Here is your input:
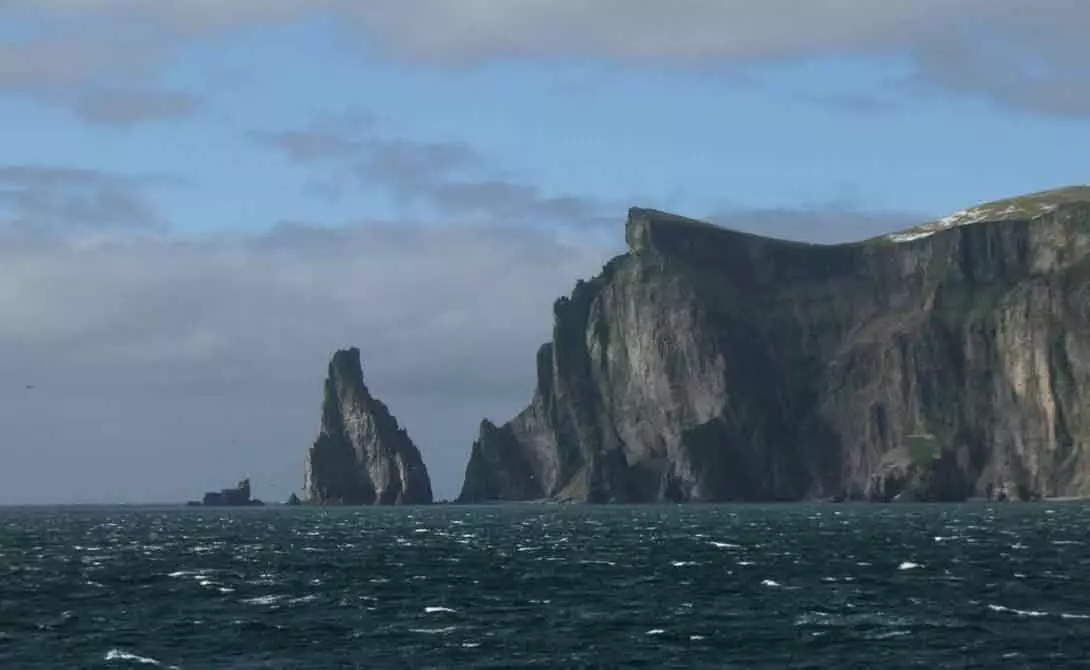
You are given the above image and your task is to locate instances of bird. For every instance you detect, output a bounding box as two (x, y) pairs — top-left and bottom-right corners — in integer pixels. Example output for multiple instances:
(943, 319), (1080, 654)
(24, 384), (33, 390)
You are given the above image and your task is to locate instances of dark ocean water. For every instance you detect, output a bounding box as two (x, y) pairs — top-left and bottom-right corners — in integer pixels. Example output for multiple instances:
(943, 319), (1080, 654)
(2, 504), (1090, 669)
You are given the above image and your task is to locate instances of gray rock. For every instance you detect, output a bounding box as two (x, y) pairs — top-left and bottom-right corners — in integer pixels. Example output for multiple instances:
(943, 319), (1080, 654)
(459, 186), (1090, 503)
(304, 347), (433, 505)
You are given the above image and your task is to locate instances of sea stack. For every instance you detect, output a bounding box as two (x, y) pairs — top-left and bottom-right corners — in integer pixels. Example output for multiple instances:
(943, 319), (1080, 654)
(304, 347), (433, 505)
(459, 186), (1090, 504)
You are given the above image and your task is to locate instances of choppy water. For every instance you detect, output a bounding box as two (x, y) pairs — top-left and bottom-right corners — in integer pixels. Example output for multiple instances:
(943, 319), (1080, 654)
(2, 503), (1090, 668)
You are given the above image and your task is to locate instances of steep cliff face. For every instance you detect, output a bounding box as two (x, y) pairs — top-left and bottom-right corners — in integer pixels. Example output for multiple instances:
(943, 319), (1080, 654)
(304, 348), (433, 505)
(458, 186), (1090, 503)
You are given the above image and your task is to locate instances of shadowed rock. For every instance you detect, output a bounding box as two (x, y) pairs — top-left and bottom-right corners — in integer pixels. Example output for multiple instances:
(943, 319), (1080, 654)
(459, 186), (1090, 503)
(304, 347), (433, 505)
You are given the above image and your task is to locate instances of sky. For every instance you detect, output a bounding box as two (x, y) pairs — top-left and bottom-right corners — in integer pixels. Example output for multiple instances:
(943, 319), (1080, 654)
(1, 1), (1089, 504)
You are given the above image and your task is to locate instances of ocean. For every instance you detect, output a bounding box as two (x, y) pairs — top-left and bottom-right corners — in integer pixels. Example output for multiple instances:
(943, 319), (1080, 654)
(2, 503), (1089, 668)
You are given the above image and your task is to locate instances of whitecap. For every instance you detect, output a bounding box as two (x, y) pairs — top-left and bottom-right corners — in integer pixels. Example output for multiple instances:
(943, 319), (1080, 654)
(104, 649), (178, 668)
(709, 541), (739, 549)
(461, 642), (481, 648)
(868, 630), (911, 640)
(898, 561), (921, 570)
(242, 595), (284, 606)
(409, 626), (458, 635)
(645, 628), (665, 635)
(689, 634), (705, 641)
(670, 561), (699, 567)
(761, 579), (781, 587)
(988, 604), (1047, 617)
(425, 606), (456, 614)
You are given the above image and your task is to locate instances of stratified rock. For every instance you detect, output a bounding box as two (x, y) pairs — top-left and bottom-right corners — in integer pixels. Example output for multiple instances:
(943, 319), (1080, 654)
(304, 347), (433, 505)
(458, 186), (1090, 503)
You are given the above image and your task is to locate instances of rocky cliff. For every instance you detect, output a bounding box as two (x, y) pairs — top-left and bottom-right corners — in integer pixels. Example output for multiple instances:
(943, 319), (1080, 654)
(304, 347), (433, 504)
(458, 186), (1090, 503)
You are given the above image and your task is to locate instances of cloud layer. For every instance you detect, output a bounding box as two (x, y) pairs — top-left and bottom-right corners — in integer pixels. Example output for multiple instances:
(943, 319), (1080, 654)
(0, 214), (614, 504)
(7, 0), (1090, 116)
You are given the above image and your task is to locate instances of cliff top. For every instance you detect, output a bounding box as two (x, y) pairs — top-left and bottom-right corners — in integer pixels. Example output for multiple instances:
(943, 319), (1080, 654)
(625, 206), (818, 254)
(886, 185), (1090, 243)
(626, 185), (1090, 252)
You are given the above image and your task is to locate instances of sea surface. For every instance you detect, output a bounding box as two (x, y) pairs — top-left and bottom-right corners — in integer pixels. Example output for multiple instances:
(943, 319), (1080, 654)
(2, 503), (1090, 669)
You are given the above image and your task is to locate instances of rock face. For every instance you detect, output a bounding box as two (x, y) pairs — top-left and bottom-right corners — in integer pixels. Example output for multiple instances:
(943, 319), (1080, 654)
(304, 347), (433, 505)
(458, 186), (1090, 503)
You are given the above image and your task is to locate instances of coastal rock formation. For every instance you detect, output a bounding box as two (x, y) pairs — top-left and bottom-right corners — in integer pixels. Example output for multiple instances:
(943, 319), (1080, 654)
(304, 347), (433, 505)
(459, 186), (1090, 503)
(188, 478), (263, 506)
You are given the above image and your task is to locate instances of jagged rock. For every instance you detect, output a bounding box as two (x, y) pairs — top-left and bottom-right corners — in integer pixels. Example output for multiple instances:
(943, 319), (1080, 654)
(304, 347), (433, 505)
(458, 186), (1090, 503)
(286, 493), (301, 506)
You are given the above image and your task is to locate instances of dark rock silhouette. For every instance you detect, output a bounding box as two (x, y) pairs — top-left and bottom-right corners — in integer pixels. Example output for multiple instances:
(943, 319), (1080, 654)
(304, 347), (433, 505)
(188, 478), (263, 506)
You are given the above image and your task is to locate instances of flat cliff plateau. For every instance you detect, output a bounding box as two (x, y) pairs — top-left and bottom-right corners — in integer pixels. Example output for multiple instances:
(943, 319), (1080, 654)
(458, 186), (1090, 503)
(304, 347), (433, 505)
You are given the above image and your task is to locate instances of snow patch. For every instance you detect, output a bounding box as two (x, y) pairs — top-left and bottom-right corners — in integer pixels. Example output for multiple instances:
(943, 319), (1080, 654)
(887, 201), (1060, 243)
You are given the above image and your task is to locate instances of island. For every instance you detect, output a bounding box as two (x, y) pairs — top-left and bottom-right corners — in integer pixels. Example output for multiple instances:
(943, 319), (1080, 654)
(186, 478), (264, 507)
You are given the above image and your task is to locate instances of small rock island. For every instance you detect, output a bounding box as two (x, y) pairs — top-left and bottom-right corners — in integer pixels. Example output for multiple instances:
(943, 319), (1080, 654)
(187, 478), (264, 507)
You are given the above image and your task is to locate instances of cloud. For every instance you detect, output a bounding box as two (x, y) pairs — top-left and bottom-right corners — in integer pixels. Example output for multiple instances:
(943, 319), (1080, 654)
(71, 88), (202, 126)
(10, 0), (1090, 116)
(0, 215), (616, 504)
(253, 121), (614, 228)
(0, 12), (201, 124)
(0, 166), (168, 232)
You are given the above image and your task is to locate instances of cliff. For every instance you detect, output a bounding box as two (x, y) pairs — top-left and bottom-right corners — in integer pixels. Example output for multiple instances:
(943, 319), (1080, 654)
(304, 347), (433, 505)
(458, 186), (1090, 503)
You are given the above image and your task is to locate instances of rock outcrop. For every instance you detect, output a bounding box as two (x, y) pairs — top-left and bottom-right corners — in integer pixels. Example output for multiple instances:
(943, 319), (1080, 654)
(459, 186), (1090, 503)
(187, 478), (263, 506)
(304, 347), (433, 505)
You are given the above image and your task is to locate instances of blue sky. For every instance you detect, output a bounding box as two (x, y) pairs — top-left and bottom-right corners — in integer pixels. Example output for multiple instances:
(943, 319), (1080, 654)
(1, 1), (1089, 503)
